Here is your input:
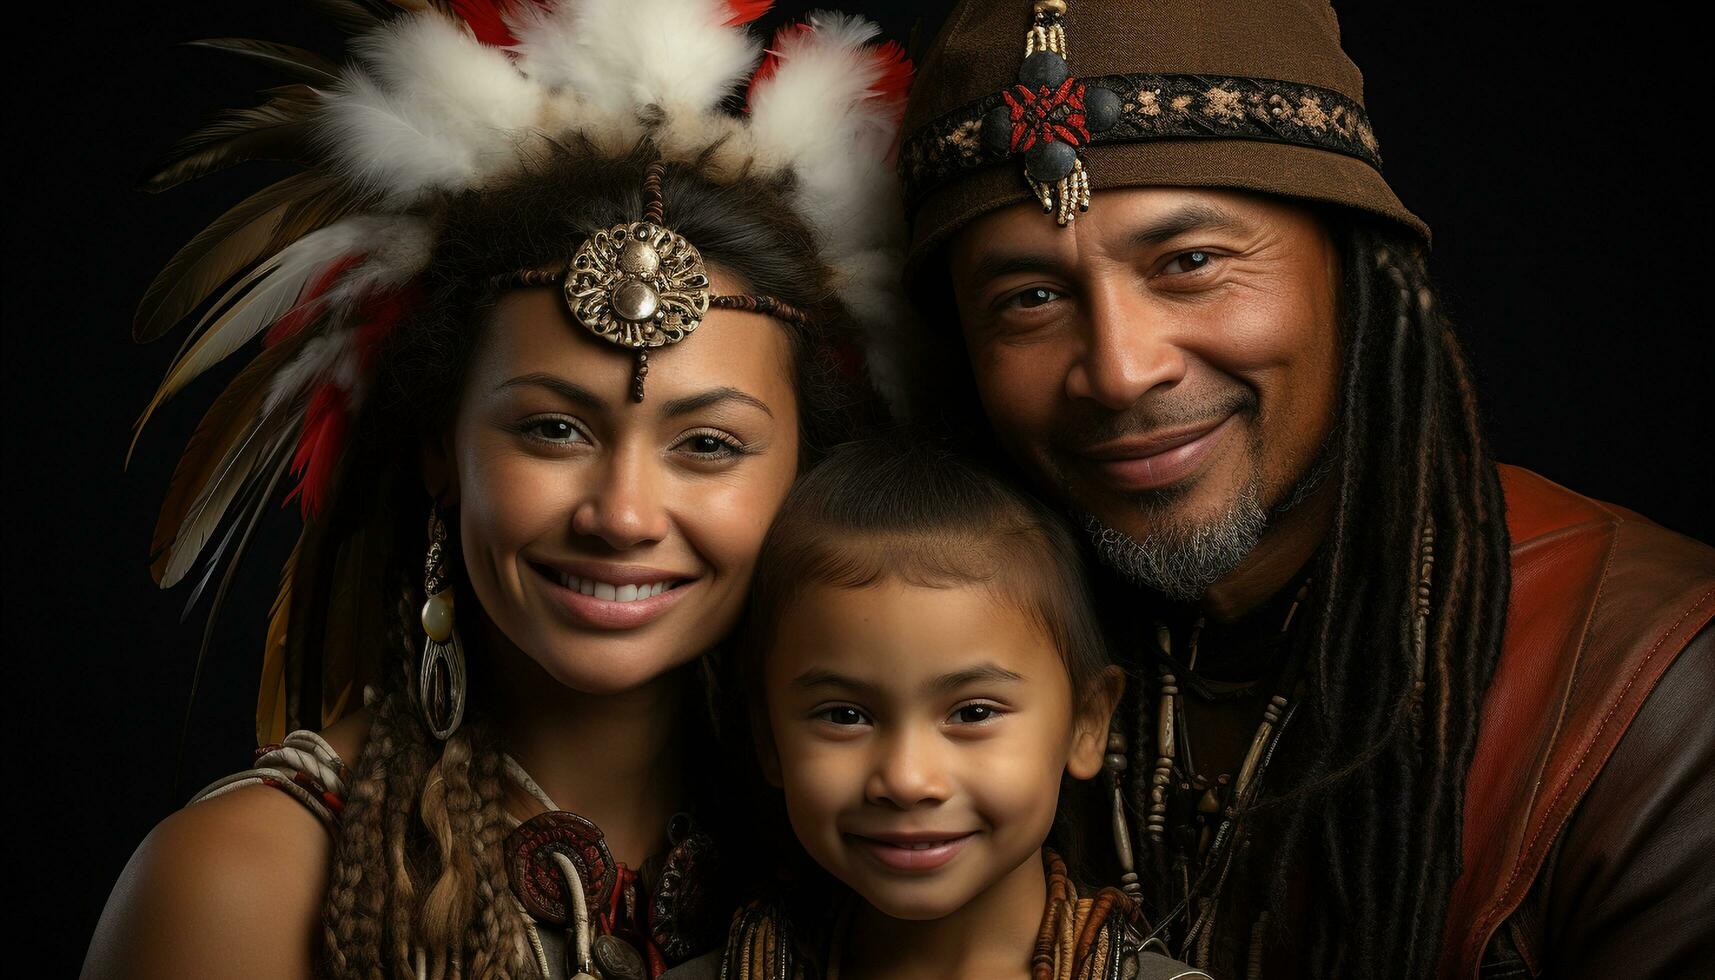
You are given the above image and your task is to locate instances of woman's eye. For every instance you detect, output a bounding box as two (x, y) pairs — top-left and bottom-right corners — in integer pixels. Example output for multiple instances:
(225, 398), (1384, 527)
(1161, 250), (1214, 275)
(952, 704), (1000, 724)
(818, 706), (868, 727)
(1005, 286), (1062, 311)
(523, 417), (584, 444)
(676, 430), (746, 459)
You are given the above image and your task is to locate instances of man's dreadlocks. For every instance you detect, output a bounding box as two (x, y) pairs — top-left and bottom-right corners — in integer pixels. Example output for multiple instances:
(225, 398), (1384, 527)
(1121, 216), (1511, 979)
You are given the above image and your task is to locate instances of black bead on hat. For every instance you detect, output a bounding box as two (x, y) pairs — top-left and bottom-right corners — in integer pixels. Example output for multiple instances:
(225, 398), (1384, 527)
(977, 0), (1119, 224)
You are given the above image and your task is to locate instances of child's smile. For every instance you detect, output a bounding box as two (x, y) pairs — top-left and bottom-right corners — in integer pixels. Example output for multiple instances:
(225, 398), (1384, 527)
(845, 829), (978, 872)
(763, 577), (1098, 921)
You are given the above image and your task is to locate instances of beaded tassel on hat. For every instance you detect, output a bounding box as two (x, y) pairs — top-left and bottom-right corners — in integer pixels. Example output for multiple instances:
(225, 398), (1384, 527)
(978, 1), (1119, 226)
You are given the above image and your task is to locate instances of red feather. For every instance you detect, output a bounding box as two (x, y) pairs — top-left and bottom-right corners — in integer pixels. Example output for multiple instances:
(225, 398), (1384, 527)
(866, 40), (913, 115)
(745, 22), (810, 109)
(351, 284), (417, 367)
(282, 283), (417, 518)
(264, 253), (364, 347)
(448, 0), (545, 47)
(723, 0), (773, 26)
(286, 381), (348, 519)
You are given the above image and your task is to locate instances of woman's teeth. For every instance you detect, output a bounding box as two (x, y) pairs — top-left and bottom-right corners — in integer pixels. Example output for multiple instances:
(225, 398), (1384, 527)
(557, 573), (673, 602)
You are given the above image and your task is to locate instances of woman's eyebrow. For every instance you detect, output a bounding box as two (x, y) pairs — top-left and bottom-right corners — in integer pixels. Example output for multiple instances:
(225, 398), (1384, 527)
(660, 385), (773, 419)
(496, 373), (606, 411)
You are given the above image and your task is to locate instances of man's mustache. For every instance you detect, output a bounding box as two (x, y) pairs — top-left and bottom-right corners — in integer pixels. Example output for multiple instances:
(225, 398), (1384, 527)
(1052, 387), (1260, 452)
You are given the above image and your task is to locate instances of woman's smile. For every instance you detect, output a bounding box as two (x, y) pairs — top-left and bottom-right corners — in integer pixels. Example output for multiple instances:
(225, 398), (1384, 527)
(527, 558), (700, 630)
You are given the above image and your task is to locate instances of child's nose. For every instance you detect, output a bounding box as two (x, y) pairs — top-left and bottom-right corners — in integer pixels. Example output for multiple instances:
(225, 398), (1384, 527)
(864, 728), (952, 808)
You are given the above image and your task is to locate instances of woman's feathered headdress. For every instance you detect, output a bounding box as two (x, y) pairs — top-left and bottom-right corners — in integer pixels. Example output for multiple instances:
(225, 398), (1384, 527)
(132, 0), (913, 740)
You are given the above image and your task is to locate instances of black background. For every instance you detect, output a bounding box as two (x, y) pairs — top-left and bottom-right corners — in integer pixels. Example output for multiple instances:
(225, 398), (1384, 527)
(9, 2), (1710, 972)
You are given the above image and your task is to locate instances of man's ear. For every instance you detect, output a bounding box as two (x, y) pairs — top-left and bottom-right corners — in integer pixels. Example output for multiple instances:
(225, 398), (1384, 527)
(1066, 665), (1126, 780)
(420, 431), (459, 507)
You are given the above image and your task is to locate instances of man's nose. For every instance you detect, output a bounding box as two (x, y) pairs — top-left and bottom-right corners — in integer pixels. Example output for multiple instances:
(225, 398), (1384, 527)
(864, 727), (952, 810)
(1064, 284), (1189, 410)
(569, 443), (671, 549)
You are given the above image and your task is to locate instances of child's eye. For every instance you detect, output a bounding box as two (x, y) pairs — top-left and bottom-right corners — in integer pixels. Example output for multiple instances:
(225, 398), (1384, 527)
(950, 703), (1003, 725)
(815, 705), (870, 727)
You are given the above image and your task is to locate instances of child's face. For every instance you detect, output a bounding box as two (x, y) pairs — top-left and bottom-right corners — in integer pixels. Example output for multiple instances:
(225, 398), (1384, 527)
(762, 578), (1108, 921)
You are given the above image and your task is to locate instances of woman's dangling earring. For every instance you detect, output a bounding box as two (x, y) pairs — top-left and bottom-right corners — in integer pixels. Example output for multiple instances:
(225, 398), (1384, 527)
(418, 507), (466, 739)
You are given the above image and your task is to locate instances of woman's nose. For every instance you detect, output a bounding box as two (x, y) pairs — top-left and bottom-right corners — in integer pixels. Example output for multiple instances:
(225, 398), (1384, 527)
(569, 444), (671, 549)
(865, 728), (953, 809)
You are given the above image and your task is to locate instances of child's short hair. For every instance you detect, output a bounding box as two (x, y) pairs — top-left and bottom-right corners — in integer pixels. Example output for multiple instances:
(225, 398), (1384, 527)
(738, 436), (1111, 709)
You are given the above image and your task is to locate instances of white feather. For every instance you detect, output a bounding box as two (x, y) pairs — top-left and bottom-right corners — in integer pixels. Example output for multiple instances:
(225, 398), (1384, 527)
(320, 13), (546, 203)
(263, 334), (352, 417)
(511, 0), (759, 116)
(743, 12), (915, 415)
(748, 13), (906, 261)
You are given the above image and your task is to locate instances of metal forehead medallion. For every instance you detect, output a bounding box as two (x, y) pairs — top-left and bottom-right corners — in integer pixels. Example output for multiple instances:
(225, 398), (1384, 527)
(565, 221), (712, 350)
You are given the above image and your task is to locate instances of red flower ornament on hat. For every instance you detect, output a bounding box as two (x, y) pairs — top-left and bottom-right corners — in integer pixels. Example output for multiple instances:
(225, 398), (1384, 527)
(978, 0), (1118, 224)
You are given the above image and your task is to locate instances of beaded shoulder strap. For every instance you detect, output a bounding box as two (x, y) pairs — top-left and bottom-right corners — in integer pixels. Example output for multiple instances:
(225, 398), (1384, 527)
(190, 730), (351, 829)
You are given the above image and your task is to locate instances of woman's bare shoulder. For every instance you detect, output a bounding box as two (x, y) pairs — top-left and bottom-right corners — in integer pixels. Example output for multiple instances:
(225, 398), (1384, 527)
(318, 708), (372, 765)
(81, 712), (373, 980)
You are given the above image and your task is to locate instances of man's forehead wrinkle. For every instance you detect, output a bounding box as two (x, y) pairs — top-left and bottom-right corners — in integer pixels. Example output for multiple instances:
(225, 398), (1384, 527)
(1119, 200), (1252, 249)
(963, 216), (1105, 287)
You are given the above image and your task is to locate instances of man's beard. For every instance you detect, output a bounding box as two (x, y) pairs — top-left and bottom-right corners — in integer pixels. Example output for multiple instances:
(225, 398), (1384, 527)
(1081, 473), (1269, 602)
(1076, 430), (1333, 603)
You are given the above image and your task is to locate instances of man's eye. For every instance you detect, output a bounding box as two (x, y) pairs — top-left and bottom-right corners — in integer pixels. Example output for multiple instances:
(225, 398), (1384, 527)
(1161, 250), (1213, 275)
(1006, 286), (1062, 310)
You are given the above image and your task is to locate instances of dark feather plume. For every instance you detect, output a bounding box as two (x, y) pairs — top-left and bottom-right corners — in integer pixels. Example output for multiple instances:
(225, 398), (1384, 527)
(183, 38), (342, 86)
(143, 85), (321, 193)
(306, 0), (402, 34)
(149, 328), (315, 583)
(132, 170), (363, 347)
(259, 538), (300, 745)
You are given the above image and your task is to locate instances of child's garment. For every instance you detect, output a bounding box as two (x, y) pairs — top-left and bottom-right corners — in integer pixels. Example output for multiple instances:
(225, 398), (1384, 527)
(697, 850), (1211, 980)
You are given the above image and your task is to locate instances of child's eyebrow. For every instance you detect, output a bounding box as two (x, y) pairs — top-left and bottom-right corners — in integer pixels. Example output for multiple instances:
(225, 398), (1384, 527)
(927, 663), (1025, 695)
(787, 663), (1025, 697)
(789, 667), (876, 695)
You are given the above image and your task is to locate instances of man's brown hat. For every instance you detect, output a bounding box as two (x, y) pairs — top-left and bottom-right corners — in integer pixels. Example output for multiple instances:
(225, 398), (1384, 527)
(901, 0), (1427, 279)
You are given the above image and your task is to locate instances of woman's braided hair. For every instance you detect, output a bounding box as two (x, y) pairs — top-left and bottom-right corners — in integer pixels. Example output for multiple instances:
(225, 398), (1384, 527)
(305, 139), (867, 978)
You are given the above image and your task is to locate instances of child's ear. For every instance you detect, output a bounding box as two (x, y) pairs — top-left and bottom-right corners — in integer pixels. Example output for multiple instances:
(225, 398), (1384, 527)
(1066, 665), (1126, 780)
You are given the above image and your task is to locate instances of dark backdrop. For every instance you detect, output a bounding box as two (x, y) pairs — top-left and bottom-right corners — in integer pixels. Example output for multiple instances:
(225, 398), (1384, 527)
(9, 2), (1709, 971)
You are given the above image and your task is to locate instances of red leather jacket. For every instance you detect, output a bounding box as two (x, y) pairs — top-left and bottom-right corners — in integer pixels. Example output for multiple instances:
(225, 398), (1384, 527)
(1438, 466), (1715, 978)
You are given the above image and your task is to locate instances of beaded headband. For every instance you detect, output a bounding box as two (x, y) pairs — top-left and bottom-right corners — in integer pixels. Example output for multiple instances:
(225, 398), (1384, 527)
(496, 162), (809, 402)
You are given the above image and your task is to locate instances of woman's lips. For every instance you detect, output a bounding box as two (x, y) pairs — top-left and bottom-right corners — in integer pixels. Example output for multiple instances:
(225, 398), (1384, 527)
(1076, 414), (1236, 493)
(848, 832), (976, 873)
(529, 562), (696, 630)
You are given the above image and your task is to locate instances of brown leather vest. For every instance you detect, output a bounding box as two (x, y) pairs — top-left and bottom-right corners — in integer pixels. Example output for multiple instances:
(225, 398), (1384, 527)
(1437, 465), (1715, 978)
